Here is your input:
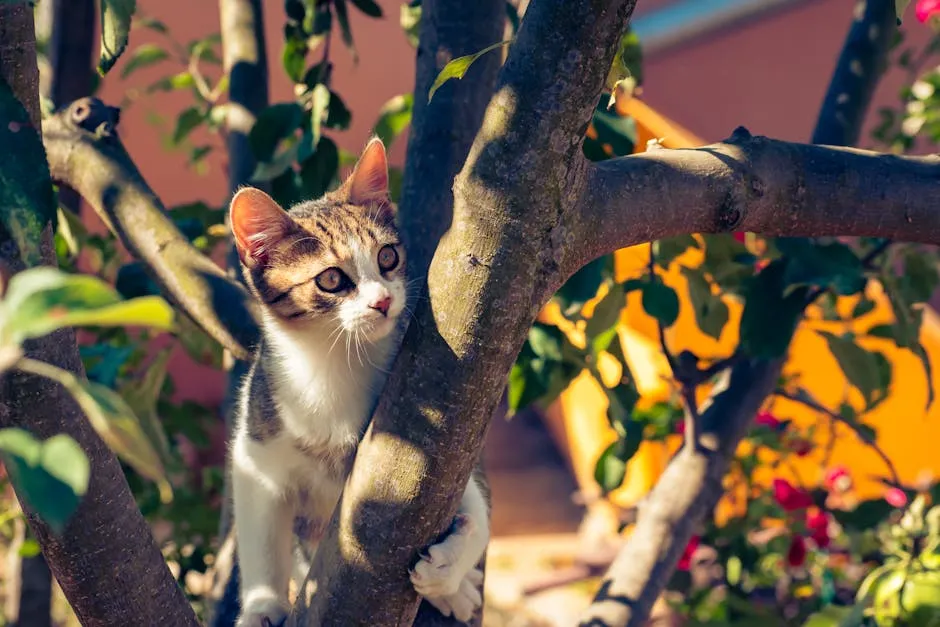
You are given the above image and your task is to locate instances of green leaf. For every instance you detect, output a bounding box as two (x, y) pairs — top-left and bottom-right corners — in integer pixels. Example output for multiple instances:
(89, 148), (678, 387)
(605, 27), (643, 92)
(818, 331), (890, 407)
(866, 323), (897, 340)
(583, 99), (636, 161)
(373, 94), (413, 149)
(249, 103), (304, 162)
(334, 0), (358, 61)
(0, 78), (57, 267)
(554, 256), (612, 319)
(120, 348), (173, 463)
(299, 136), (339, 199)
(586, 284), (625, 349)
(681, 266), (729, 340)
(653, 235), (699, 267)
(0, 267), (174, 346)
(881, 274), (923, 348)
(428, 39), (512, 102)
(739, 259), (809, 359)
(18, 539), (41, 558)
(146, 71), (195, 93)
(350, 0), (382, 17)
(325, 90), (351, 130)
(17, 359), (169, 500)
(309, 84), (331, 148)
(914, 343), (935, 410)
(99, 0), (137, 75)
(172, 106), (205, 146)
(593, 381), (643, 494)
(641, 281), (680, 328)
(134, 15), (167, 33)
(699, 234), (754, 294)
(528, 323), (564, 362)
(400, 2), (421, 48)
(777, 237), (865, 296)
(852, 297), (877, 319)
(120, 43), (168, 78)
(899, 250), (939, 304)
(282, 36), (307, 83)
(594, 440), (628, 493)
(0, 428), (89, 534)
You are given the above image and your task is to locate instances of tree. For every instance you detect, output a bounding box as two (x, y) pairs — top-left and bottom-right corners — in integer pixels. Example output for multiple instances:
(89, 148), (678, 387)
(1, 0), (940, 626)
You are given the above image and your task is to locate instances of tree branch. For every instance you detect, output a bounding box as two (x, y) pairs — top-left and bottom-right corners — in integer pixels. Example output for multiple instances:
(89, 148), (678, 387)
(296, 0), (638, 624)
(42, 98), (261, 360)
(776, 388), (901, 488)
(219, 0), (268, 196)
(573, 131), (940, 273)
(811, 0), (896, 146)
(0, 7), (199, 626)
(578, 359), (784, 627)
(212, 1), (270, 623)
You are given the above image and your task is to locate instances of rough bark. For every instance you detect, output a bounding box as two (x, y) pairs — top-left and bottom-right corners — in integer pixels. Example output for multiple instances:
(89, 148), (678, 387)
(42, 98), (261, 360)
(398, 1), (505, 625)
(295, 1), (640, 624)
(579, 4), (898, 625)
(0, 6), (199, 627)
(574, 132), (940, 271)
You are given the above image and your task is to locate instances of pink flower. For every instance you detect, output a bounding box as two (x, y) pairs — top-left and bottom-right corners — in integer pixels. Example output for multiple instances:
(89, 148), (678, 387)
(787, 536), (807, 567)
(917, 0), (940, 23)
(773, 478), (814, 512)
(806, 509), (831, 549)
(885, 487), (908, 508)
(824, 466), (852, 492)
(755, 411), (783, 430)
(677, 535), (700, 571)
(733, 232), (746, 243)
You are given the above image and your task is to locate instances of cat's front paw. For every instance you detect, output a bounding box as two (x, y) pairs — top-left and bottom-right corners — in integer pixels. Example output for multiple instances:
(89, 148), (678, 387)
(236, 595), (290, 627)
(410, 514), (484, 623)
(416, 567), (484, 623)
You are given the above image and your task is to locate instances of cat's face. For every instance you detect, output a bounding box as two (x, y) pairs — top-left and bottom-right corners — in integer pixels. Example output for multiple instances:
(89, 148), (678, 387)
(229, 138), (407, 342)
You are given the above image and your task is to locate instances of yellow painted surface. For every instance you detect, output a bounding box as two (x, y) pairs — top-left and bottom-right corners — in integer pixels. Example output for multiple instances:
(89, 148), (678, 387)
(541, 97), (940, 525)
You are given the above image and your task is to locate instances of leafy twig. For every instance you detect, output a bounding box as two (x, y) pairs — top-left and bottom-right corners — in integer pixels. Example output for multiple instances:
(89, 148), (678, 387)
(776, 388), (901, 489)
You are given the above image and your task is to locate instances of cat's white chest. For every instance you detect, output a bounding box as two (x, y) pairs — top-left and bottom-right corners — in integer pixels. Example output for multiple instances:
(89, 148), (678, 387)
(267, 321), (391, 450)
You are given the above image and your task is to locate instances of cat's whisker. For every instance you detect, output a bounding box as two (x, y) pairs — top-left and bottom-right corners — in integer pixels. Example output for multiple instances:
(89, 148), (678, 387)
(353, 329), (365, 368)
(327, 324), (345, 355)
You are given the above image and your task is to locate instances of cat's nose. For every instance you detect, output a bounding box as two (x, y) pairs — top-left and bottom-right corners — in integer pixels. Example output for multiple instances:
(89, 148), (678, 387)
(369, 296), (391, 316)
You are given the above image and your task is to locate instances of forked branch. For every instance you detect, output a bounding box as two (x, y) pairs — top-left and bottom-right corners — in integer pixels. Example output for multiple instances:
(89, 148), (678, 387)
(42, 98), (261, 359)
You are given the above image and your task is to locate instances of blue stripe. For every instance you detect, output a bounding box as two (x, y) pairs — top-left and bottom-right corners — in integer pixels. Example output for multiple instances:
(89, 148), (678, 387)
(632, 0), (802, 51)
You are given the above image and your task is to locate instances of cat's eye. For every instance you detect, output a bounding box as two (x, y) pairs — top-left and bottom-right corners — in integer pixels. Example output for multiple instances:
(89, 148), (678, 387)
(315, 267), (349, 293)
(377, 245), (399, 272)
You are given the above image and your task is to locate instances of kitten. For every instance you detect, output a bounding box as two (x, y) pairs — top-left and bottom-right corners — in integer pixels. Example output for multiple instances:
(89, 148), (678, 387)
(229, 138), (491, 627)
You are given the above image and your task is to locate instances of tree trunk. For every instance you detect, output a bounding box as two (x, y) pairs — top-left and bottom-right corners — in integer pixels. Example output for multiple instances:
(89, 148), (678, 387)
(0, 6), (199, 626)
(397, 1), (505, 624)
(211, 0), (270, 624)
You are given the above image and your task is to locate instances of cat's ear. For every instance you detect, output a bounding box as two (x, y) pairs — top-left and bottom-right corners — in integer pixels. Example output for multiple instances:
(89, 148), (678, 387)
(229, 187), (294, 268)
(341, 137), (390, 205)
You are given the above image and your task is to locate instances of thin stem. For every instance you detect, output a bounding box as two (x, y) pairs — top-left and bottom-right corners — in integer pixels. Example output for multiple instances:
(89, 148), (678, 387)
(776, 388), (901, 489)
